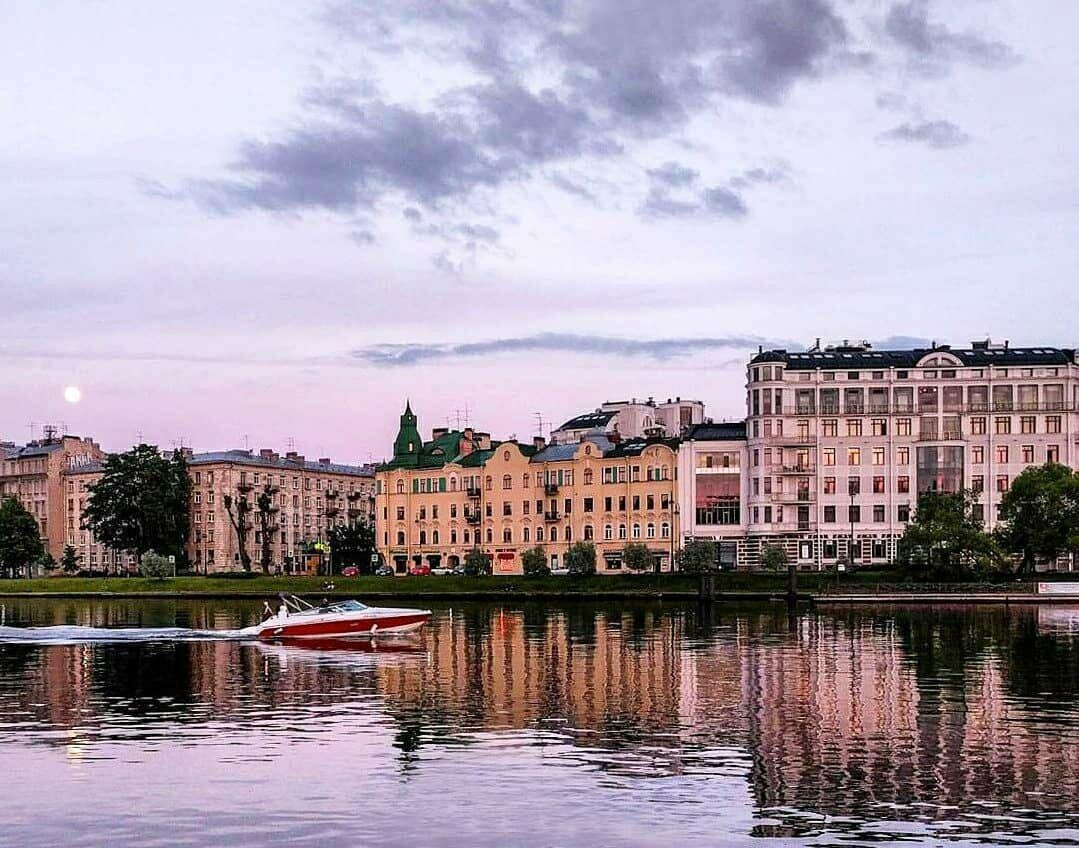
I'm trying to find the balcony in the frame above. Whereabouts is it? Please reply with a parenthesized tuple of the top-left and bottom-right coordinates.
(767, 436, 816, 446)
(325, 506, 339, 517)
(466, 487, 482, 499)
(326, 488, 340, 499)
(772, 464, 816, 475)
(236, 482, 254, 494)
(465, 511, 482, 525)
(347, 507, 363, 518)
(346, 491, 362, 501)
(918, 430, 963, 442)
(544, 510, 560, 522)
(544, 483, 559, 495)
(771, 491, 815, 503)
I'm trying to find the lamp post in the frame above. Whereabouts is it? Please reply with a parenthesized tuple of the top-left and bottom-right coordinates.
(842, 491, 855, 589)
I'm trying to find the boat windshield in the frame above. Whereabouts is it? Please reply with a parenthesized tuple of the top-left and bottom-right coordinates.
(327, 600, 367, 612)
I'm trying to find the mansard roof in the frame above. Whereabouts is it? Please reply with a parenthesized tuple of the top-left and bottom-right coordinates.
(751, 344, 1077, 371)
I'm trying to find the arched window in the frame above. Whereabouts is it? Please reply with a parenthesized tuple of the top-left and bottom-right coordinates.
(450, 476, 458, 491)
(585, 445, 592, 456)
(503, 450, 510, 461)
(583, 468, 593, 485)
(550, 527, 558, 542)
(522, 473, 530, 487)
(486, 528, 493, 543)
(646, 523, 655, 538)
(632, 523, 641, 539)
(502, 474, 512, 489)
(565, 526, 573, 542)
(619, 524, 627, 539)
(451, 530, 457, 544)
(485, 475, 493, 491)
(523, 526, 530, 542)
(584, 524, 593, 540)
(604, 524, 612, 540)
(419, 530, 427, 545)
(661, 465, 669, 480)
(463, 529, 470, 544)
(396, 531, 405, 545)
(396, 479, 405, 494)
(536, 526, 545, 542)
(661, 522, 670, 538)
(705, 455, 714, 468)
(432, 530, 440, 544)
(722, 455, 730, 468)
(502, 527, 512, 543)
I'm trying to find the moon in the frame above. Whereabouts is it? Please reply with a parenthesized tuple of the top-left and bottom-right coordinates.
(63, 386, 82, 404)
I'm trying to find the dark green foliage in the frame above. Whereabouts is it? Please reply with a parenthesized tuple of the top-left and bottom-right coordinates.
(521, 546, 549, 577)
(996, 464, 1079, 573)
(565, 541, 597, 576)
(83, 445, 191, 562)
(139, 550, 173, 580)
(621, 542, 653, 572)
(0, 497, 45, 578)
(255, 483, 280, 574)
(761, 544, 789, 571)
(678, 539, 717, 573)
(464, 547, 492, 576)
(327, 519, 377, 574)
(222, 491, 253, 572)
(61, 545, 80, 574)
(897, 489, 1001, 580)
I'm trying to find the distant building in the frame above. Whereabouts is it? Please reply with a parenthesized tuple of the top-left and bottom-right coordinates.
(551, 397, 705, 444)
(185, 448, 375, 574)
(375, 402, 680, 574)
(677, 422, 747, 569)
(0, 432, 106, 565)
(744, 339, 1079, 569)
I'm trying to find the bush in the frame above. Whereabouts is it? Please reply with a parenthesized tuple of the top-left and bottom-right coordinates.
(565, 541, 596, 577)
(678, 539, 717, 573)
(139, 551, 173, 580)
(463, 547, 492, 577)
(521, 546, 550, 577)
(621, 542, 653, 572)
(761, 544, 789, 571)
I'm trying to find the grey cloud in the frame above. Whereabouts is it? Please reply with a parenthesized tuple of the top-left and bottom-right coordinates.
(884, 1, 1015, 71)
(349, 228, 376, 246)
(547, 171, 599, 204)
(647, 161, 698, 187)
(351, 332, 781, 366)
(702, 186, 748, 218)
(639, 187, 703, 219)
(880, 119, 970, 149)
(728, 164, 789, 189)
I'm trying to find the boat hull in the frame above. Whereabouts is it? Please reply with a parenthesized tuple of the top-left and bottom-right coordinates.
(256, 609, 430, 641)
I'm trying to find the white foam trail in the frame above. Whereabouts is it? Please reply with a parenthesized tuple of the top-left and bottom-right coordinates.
(0, 625, 261, 644)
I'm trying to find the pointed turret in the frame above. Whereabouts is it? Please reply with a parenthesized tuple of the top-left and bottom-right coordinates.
(392, 400, 422, 467)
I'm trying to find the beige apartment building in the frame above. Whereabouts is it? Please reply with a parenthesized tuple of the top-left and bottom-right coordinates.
(375, 403, 680, 574)
(744, 339, 1079, 569)
(0, 433, 106, 565)
(186, 449, 375, 573)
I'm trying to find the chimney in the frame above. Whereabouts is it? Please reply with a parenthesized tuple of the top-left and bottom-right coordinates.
(286, 451, 304, 463)
(260, 449, 275, 459)
(532, 435, 546, 451)
(432, 427, 448, 439)
(319, 457, 331, 465)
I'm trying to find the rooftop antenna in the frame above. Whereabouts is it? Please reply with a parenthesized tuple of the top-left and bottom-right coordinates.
(534, 411, 547, 438)
(286, 436, 295, 451)
(241, 433, 250, 451)
(463, 402, 472, 428)
(26, 422, 39, 443)
(135, 430, 144, 445)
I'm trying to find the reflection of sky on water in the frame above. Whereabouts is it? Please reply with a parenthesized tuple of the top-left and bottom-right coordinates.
(3, 600, 1079, 845)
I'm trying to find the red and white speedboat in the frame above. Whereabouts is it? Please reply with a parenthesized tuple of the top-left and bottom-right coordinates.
(254, 595, 431, 642)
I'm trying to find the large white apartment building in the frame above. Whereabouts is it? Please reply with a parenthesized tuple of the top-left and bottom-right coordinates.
(741, 339, 1079, 569)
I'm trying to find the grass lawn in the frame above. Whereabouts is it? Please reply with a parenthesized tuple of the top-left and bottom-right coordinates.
(0, 569, 1024, 597)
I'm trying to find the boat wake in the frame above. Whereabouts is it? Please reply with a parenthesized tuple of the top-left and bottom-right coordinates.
(0, 624, 262, 644)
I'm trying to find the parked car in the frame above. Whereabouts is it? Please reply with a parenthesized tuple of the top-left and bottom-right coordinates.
(341, 567, 359, 577)
(550, 568, 570, 576)
(410, 564, 431, 576)
(431, 567, 454, 576)
(375, 565, 394, 577)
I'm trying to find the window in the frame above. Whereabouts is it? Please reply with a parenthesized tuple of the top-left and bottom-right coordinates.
(1047, 416, 1062, 434)
(848, 476, 861, 495)
(872, 447, 885, 466)
(1047, 444, 1060, 463)
(396, 531, 405, 545)
(521, 527, 529, 542)
(896, 447, 910, 465)
(873, 505, 885, 522)
(823, 505, 836, 523)
(897, 475, 910, 493)
(847, 448, 861, 466)
(898, 504, 910, 522)
(396, 506, 405, 520)
(848, 505, 860, 523)
(972, 475, 984, 493)
(873, 476, 885, 494)
(503, 502, 512, 516)
(847, 419, 863, 437)
(996, 445, 1009, 464)
(972, 445, 985, 465)
(396, 480, 405, 494)
(502, 475, 512, 489)
(970, 417, 987, 435)
(604, 524, 613, 540)
(618, 524, 627, 539)
(661, 521, 671, 538)
(503, 528, 512, 543)
(646, 523, 656, 538)
(1022, 444, 1034, 464)
(996, 475, 1009, 493)
(432, 530, 440, 544)
(584, 524, 594, 540)
(824, 476, 836, 494)
(823, 448, 836, 466)
(1021, 416, 1036, 434)
(583, 497, 593, 512)
(871, 419, 887, 437)
(994, 417, 1011, 435)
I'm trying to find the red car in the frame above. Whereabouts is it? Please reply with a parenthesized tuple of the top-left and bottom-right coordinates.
(341, 567, 359, 577)
(410, 564, 431, 576)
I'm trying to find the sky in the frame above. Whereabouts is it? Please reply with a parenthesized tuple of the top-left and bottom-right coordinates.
(2, 0, 1077, 465)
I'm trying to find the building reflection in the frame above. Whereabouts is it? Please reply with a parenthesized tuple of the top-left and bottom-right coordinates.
(6, 601, 1079, 823)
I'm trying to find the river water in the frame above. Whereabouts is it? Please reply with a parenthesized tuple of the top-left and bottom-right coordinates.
(3, 598, 1079, 847)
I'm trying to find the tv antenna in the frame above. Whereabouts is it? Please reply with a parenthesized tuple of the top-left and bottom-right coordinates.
(286, 436, 296, 451)
(26, 422, 39, 442)
(533, 412, 547, 438)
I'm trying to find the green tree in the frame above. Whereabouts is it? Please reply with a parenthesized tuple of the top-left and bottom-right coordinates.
(0, 497, 45, 579)
(61, 545, 80, 574)
(565, 541, 597, 576)
(896, 489, 1001, 580)
(255, 483, 280, 574)
(996, 464, 1079, 573)
(222, 491, 253, 572)
(678, 539, 718, 573)
(622, 542, 653, 572)
(83, 445, 191, 563)
(761, 543, 790, 571)
(327, 519, 376, 574)
(521, 546, 549, 577)
(464, 547, 492, 577)
(139, 550, 173, 580)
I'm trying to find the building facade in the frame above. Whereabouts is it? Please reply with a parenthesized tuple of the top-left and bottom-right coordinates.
(376, 403, 681, 574)
(551, 397, 705, 444)
(0, 433, 106, 564)
(676, 422, 747, 569)
(185, 449, 375, 574)
(744, 340, 1079, 569)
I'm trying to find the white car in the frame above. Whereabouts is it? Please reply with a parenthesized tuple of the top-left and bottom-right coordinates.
(431, 567, 455, 576)
(550, 568, 570, 576)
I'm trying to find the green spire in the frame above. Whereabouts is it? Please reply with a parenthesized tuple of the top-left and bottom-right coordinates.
(392, 400, 422, 467)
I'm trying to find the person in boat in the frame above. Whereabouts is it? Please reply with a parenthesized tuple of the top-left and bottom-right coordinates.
(262, 601, 274, 621)
(278, 602, 289, 619)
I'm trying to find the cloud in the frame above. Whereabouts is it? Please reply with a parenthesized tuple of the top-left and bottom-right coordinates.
(702, 186, 748, 218)
(646, 161, 698, 187)
(880, 119, 970, 149)
(351, 332, 783, 366)
(884, 0, 1016, 72)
